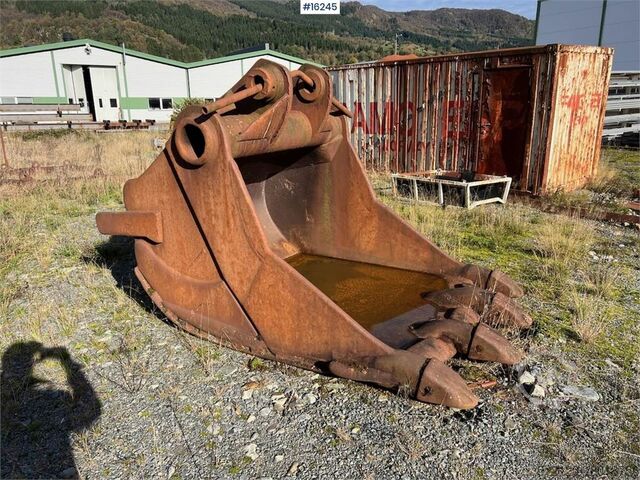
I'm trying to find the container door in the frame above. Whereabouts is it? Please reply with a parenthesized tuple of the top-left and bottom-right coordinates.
(476, 67, 531, 183)
(89, 66, 120, 122)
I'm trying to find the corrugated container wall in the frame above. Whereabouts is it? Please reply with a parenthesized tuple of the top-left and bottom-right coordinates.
(328, 44, 612, 194)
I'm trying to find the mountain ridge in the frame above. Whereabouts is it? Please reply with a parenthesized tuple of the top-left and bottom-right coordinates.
(0, 0, 534, 65)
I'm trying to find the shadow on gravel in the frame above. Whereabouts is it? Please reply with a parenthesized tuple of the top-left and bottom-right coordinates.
(85, 235, 157, 313)
(1, 342, 102, 479)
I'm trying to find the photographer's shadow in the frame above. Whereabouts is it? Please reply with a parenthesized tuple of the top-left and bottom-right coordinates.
(1, 342, 102, 479)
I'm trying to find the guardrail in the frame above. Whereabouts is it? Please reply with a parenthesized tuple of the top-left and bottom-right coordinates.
(0, 104, 82, 112)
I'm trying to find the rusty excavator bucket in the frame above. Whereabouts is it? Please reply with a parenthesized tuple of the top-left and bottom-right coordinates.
(97, 60, 531, 409)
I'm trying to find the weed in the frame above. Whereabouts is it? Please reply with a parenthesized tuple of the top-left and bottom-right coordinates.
(569, 291, 607, 343)
(394, 430, 424, 461)
(18, 129, 81, 141)
(589, 148, 640, 199)
(170, 98, 205, 128)
(534, 217, 594, 263)
(585, 262, 623, 299)
(93, 336, 153, 393)
(545, 147, 639, 211)
(247, 357, 268, 371)
(325, 425, 351, 443)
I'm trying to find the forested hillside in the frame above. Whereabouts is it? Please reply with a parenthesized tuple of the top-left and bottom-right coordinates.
(0, 0, 533, 65)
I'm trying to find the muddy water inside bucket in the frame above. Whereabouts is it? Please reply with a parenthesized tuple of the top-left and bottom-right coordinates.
(286, 254, 448, 331)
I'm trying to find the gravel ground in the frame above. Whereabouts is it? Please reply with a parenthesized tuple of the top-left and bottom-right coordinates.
(1, 211, 639, 480)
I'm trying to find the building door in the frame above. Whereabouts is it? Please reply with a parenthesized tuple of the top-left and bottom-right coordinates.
(88, 66, 120, 121)
(62, 65, 92, 115)
(475, 67, 531, 184)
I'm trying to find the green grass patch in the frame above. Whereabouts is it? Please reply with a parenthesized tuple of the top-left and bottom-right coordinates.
(379, 193, 639, 370)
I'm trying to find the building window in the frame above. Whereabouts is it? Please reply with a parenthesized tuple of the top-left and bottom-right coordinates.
(16, 97, 33, 104)
(148, 98, 161, 109)
(0, 97, 15, 104)
(148, 98, 173, 110)
(98, 99, 103, 108)
(110, 98, 118, 108)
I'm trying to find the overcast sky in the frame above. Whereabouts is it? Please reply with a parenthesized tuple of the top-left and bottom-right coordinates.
(359, 1, 537, 19)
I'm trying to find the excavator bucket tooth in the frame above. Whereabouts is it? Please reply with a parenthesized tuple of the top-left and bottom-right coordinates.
(96, 60, 531, 409)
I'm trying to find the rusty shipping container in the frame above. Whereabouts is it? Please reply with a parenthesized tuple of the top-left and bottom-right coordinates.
(328, 44, 613, 194)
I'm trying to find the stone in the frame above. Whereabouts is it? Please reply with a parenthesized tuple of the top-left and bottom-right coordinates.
(530, 385, 545, 398)
(275, 455, 284, 463)
(218, 364, 239, 377)
(518, 371, 535, 385)
(560, 385, 600, 402)
(504, 417, 517, 431)
(605, 359, 621, 370)
(287, 462, 300, 476)
(242, 389, 253, 400)
(59, 467, 77, 479)
(303, 393, 317, 404)
(273, 397, 287, 412)
(325, 383, 345, 391)
(536, 372, 556, 388)
(244, 443, 258, 461)
(259, 407, 271, 416)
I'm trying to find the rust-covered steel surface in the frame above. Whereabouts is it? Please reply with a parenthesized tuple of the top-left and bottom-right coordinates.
(97, 60, 531, 409)
(328, 44, 613, 194)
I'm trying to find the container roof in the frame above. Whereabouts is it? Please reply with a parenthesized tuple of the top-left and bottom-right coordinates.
(326, 44, 612, 70)
(0, 38, 322, 68)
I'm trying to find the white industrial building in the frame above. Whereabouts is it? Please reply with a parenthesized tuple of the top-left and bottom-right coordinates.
(535, 0, 640, 143)
(0, 39, 316, 124)
(535, 0, 639, 72)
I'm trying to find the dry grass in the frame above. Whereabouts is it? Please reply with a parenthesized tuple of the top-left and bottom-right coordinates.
(568, 290, 607, 344)
(0, 129, 161, 243)
(545, 147, 639, 212)
(534, 216, 595, 262)
(0, 129, 163, 349)
(379, 181, 638, 367)
(588, 147, 640, 199)
(0, 130, 161, 207)
(533, 214, 597, 283)
(1, 131, 638, 371)
(584, 262, 623, 299)
(3, 129, 157, 173)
